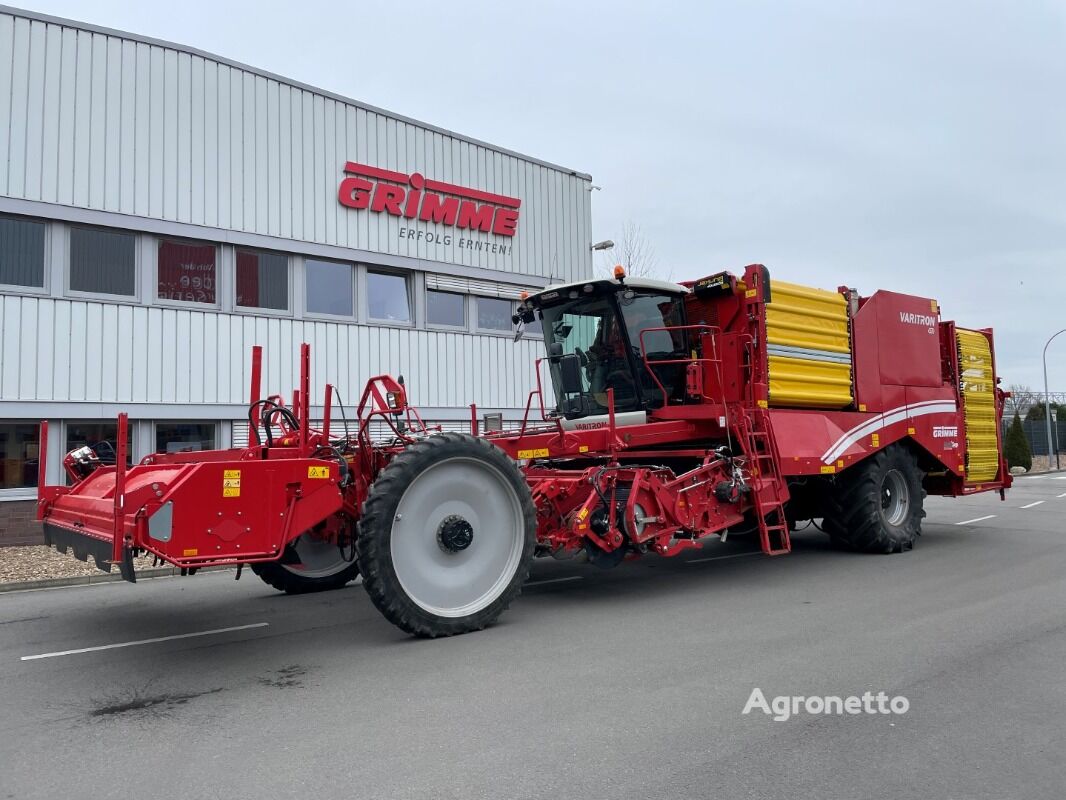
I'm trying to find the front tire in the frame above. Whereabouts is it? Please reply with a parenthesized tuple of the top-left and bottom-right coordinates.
(357, 433, 536, 638)
(251, 532, 360, 594)
(823, 444, 926, 553)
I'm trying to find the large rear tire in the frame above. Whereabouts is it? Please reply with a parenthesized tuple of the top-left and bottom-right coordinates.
(357, 432, 536, 638)
(823, 444, 926, 553)
(251, 532, 360, 594)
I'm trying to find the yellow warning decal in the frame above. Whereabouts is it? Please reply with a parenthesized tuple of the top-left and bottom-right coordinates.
(820, 465, 836, 474)
(577, 507, 589, 521)
(757, 399, 768, 408)
(579, 445, 589, 453)
(745, 288, 758, 299)
(858, 403, 867, 412)
(518, 448, 549, 459)
(183, 548, 198, 557)
(222, 468, 241, 498)
(870, 433, 880, 447)
(307, 466, 330, 479)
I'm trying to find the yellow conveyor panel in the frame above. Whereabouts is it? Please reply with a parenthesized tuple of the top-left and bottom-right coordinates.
(956, 329, 999, 483)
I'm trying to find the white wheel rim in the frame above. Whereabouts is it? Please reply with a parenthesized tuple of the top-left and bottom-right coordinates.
(390, 456, 525, 618)
(280, 534, 355, 579)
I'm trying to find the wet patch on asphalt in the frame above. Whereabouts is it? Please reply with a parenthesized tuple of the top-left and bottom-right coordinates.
(257, 664, 308, 689)
(90, 687, 223, 718)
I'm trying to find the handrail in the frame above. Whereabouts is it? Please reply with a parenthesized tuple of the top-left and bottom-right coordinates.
(638, 324, 724, 405)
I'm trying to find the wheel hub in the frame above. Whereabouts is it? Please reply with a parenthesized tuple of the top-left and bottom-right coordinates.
(880, 469, 910, 526)
(437, 515, 475, 553)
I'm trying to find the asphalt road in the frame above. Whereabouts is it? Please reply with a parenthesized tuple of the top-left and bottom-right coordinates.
(1, 475, 1064, 800)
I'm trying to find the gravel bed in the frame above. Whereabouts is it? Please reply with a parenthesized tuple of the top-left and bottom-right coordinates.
(0, 546, 166, 584)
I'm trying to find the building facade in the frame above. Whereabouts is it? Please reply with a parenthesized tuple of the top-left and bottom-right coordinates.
(0, 5, 593, 544)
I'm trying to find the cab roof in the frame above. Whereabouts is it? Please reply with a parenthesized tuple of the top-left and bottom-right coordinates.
(529, 276, 689, 304)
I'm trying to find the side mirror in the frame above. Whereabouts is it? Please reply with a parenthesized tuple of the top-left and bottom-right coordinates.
(559, 353, 584, 394)
(547, 342, 564, 360)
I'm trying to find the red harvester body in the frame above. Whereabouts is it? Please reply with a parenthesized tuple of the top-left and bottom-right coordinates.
(37, 264, 1011, 636)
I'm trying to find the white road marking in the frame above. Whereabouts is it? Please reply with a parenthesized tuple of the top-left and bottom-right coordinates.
(955, 515, 996, 525)
(526, 576, 582, 587)
(20, 622, 270, 661)
(686, 552, 763, 564)
(1058, 493, 1066, 499)
(1020, 501, 1045, 509)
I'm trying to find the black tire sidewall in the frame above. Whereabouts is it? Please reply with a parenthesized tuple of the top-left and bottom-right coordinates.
(824, 445, 924, 554)
(250, 549, 360, 594)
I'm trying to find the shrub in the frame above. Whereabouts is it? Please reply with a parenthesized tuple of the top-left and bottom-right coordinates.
(1005, 412, 1032, 472)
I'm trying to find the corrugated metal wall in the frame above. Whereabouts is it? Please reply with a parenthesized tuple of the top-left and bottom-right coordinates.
(0, 294, 546, 410)
(0, 9, 592, 282)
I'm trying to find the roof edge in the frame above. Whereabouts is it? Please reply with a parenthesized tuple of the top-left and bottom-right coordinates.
(0, 4, 594, 181)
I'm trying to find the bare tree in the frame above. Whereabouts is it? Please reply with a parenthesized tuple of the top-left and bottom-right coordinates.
(599, 221, 666, 279)
(1006, 384, 1038, 417)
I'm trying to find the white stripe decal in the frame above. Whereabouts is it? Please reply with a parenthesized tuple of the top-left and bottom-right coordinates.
(820, 400, 948, 460)
(821, 401, 958, 464)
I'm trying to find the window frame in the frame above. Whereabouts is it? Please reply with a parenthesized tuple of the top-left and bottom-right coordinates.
(154, 236, 222, 310)
(425, 288, 469, 331)
(474, 295, 517, 336)
(232, 247, 292, 317)
(364, 267, 415, 328)
(303, 256, 357, 321)
(65, 224, 140, 302)
(0, 419, 43, 498)
(0, 214, 50, 296)
(153, 420, 218, 455)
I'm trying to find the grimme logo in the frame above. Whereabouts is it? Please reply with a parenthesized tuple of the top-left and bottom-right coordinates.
(743, 688, 910, 722)
(933, 425, 959, 439)
(338, 161, 521, 238)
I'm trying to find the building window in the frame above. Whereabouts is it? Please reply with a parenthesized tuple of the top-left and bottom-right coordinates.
(367, 270, 411, 323)
(477, 297, 514, 332)
(155, 422, 216, 454)
(427, 289, 466, 328)
(64, 421, 133, 477)
(306, 259, 353, 317)
(0, 422, 40, 489)
(158, 239, 217, 304)
(69, 227, 136, 296)
(236, 249, 289, 311)
(0, 215, 46, 288)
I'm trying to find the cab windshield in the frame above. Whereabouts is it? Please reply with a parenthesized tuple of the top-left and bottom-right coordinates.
(539, 290, 686, 417)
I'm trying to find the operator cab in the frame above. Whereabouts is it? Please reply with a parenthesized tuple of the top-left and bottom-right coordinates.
(516, 274, 690, 423)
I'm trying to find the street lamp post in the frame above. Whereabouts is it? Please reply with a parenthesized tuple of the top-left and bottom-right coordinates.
(1043, 329, 1066, 471)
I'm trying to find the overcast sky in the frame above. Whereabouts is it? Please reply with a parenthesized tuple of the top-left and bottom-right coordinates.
(22, 0, 1066, 392)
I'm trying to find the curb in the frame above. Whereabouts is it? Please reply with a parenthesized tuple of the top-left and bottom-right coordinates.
(0, 565, 235, 593)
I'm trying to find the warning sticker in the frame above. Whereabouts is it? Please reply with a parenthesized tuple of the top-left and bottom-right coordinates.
(223, 469, 241, 498)
(517, 448, 550, 459)
(307, 466, 330, 479)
